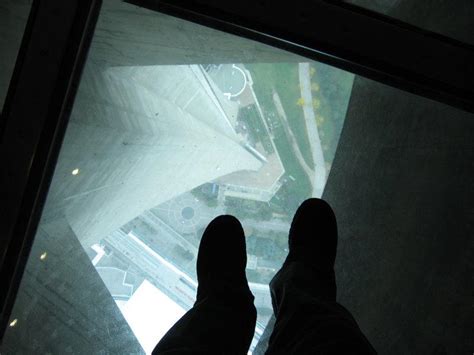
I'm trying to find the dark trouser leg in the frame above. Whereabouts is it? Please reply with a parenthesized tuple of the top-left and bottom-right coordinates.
(266, 261, 376, 355)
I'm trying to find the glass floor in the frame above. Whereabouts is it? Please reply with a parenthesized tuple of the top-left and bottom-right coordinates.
(2, 1, 353, 353)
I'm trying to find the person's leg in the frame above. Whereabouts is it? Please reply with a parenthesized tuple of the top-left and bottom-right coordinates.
(266, 199, 376, 355)
(153, 215, 256, 355)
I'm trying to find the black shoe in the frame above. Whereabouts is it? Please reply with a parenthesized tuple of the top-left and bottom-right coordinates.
(286, 198, 338, 271)
(269, 199, 338, 314)
(154, 215, 256, 355)
(196, 215, 251, 301)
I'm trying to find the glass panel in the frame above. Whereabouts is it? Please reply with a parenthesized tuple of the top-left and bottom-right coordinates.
(0, 0, 33, 110)
(1, 2, 354, 354)
(343, 0, 474, 45)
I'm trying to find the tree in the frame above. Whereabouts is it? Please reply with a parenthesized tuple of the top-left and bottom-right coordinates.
(296, 97, 305, 106)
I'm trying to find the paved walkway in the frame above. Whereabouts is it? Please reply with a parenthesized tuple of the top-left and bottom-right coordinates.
(298, 63, 327, 197)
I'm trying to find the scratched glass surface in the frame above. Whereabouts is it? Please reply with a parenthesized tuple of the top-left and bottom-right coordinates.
(1, 2, 353, 354)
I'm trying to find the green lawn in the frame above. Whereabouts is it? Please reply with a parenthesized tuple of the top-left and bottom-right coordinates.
(246, 63, 313, 213)
(247, 63, 314, 167)
(244, 62, 354, 213)
(309, 62, 354, 166)
(247, 63, 314, 166)
(238, 104, 274, 154)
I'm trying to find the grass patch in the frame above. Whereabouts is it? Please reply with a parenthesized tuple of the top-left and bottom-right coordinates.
(247, 63, 314, 167)
(225, 197, 273, 220)
(238, 104, 274, 154)
(246, 63, 313, 212)
(309, 62, 354, 166)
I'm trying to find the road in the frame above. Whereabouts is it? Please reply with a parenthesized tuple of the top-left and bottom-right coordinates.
(298, 63, 327, 197)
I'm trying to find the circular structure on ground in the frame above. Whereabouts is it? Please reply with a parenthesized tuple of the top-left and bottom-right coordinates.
(181, 206, 195, 220)
(160, 193, 225, 235)
(208, 64, 247, 98)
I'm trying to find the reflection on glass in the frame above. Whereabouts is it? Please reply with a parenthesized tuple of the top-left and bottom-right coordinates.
(343, 0, 473, 45)
(1, 2, 353, 354)
(0, 0, 33, 110)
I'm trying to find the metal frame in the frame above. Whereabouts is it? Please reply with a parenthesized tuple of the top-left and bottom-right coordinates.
(129, 0, 474, 113)
(0, 0, 473, 344)
(0, 0, 101, 340)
